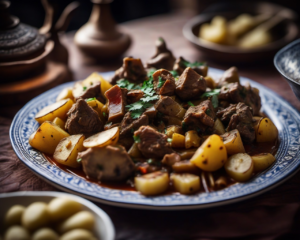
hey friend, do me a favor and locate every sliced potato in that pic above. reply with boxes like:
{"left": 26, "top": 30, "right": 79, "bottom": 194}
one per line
{"left": 35, "top": 99, "right": 74, "bottom": 124}
{"left": 185, "top": 130, "right": 201, "bottom": 149}
{"left": 4, "top": 205, "right": 25, "bottom": 227}
{"left": 213, "top": 118, "right": 225, "bottom": 135}
{"left": 171, "top": 133, "right": 185, "bottom": 148}
{"left": 135, "top": 171, "right": 169, "bottom": 195}
{"left": 52, "top": 117, "right": 65, "bottom": 130}
{"left": 252, "top": 153, "right": 276, "bottom": 172}
{"left": 221, "top": 129, "right": 245, "bottom": 155}
{"left": 82, "top": 72, "right": 112, "bottom": 96}
{"left": 54, "top": 134, "right": 85, "bottom": 168}
{"left": 171, "top": 173, "right": 200, "bottom": 194}
{"left": 256, "top": 118, "right": 278, "bottom": 142}
{"left": 225, "top": 153, "right": 253, "bottom": 182}
{"left": 190, "top": 134, "right": 227, "bottom": 172}
{"left": 56, "top": 88, "right": 74, "bottom": 102}
{"left": 29, "top": 121, "right": 70, "bottom": 155}
{"left": 83, "top": 127, "right": 119, "bottom": 148}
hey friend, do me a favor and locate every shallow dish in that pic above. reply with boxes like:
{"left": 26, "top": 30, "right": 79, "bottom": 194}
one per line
{"left": 10, "top": 68, "right": 300, "bottom": 210}
{"left": 0, "top": 191, "right": 115, "bottom": 240}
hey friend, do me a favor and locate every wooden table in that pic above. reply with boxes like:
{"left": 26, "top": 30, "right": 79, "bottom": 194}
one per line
{"left": 1, "top": 11, "right": 300, "bottom": 240}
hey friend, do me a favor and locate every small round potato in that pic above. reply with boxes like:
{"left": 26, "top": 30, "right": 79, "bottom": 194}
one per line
{"left": 4, "top": 205, "right": 25, "bottom": 227}
{"left": 47, "top": 197, "right": 82, "bottom": 222}
{"left": 60, "top": 229, "right": 96, "bottom": 240}
{"left": 32, "top": 228, "right": 59, "bottom": 240}
{"left": 57, "top": 211, "right": 95, "bottom": 234}
{"left": 21, "top": 202, "right": 49, "bottom": 231}
{"left": 252, "top": 153, "right": 276, "bottom": 172}
{"left": 4, "top": 226, "right": 30, "bottom": 240}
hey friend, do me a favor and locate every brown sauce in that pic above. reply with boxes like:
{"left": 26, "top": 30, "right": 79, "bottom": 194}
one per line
{"left": 44, "top": 139, "right": 279, "bottom": 194}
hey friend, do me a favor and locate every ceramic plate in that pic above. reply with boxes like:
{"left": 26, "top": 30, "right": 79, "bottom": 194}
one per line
{"left": 10, "top": 68, "right": 300, "bottom": 210}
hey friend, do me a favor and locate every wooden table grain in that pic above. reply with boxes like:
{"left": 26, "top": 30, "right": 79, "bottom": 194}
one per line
{"left": 1, "top": 11, "right": 300, "bottom": 240}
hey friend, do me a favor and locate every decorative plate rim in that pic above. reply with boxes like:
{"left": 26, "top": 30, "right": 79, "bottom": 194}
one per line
{"left": 10, "top": 68, "right": 300, "bottom": 210}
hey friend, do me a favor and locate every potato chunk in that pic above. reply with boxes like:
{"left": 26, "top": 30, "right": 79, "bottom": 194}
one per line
{"left": 171, "top": 133, "right": 185, "bottom": 148}
{"left": 35, "top": 99, "right": 74, "bottom": 124}
{"left": 82, "top": 72, "right": 112, "bottom": 96}
{"left": 135, "top": 171, "right": 169, "bottom": 195}
{"left": 29, "top": 121, "right": 70, "bottom": 155}
{"left": 199, "top": 16, "right": 227, "bottom": 44}
{"left": 83, "top": 127, "right": 119, "bottom": 148}
{"left": 190, "top": 134, "right": 227, "bottom": 172}
{"left": 165, "top": 125, "right": 183, "bottom": 138}
{"left": 256, "top": 118, "right": 278, "bottom": 142}
{"left": 225, "top": 153, "right": 253, "bottom": 182}
{"left": 86, "top": 99, "right": 105, "bottom": 121}
{"left": 54, "top": 134, "right": 85, "bottom": 168}
{"left": 56, "top": 88, "right": 74, "bottom": 102}
{"left": 221, "top": 129, "right": 245, "bottom": 155}
{"left": 185, "top": 130, "right": 201, "bottom": 149}
{"left": 22, "top": 202, "right": 49, "bottom": 231}
{"left": 53, "top": 117, "right": 66, "bottom": 130}
{"left": 171, "top": 173, "right": 200, "bottom": 194}
{"left": 213, "top": 118, "right": 225, "bottom": 135}
{"left": 252, "top": 153, "right": 276, "bottom": 172}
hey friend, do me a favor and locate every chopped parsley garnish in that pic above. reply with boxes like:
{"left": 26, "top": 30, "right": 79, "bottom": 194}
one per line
{"left": 201, "top": 89, "right": 221, "bottom": 108}
{"left": 211, "top": 95, "right": 219, "bottom": 108}
{"left": 182, "top": 60, "right": 206, "bottom": 68}
{"left": 206, "top": 108, "right": 211, "bottom": 115}
{"left": 116, "top": 79, "right": 141, "bottom": 90}
{"left": 133, "top": 135, "right": 141, "bottom": 143}
{"left": 188, "top": 101, "right": 194, "bottom": 106}
{"left": 167, "top": 138, "right": 173, "bottom": 143}
{"left": 83, "top": 86, "right": 87, "bottom": 91}
{"left": 170, "top": 70, "right": 179, "bottom": 77}
{"left": 103, "top": 112, "right": 106, "bottom": 117}
{"left": 147, "top": 159, "right": 153, "bottom": 164}
{"left": 164, "top": 128, "right": 167, "bottom": 134}
{"left": 77, "top": 158, "right": 82, "bottom": 163}
{"left": 86, "top": 97, "right": 96, "bottom": 102}
{"left": 157, "top": 76, "right": 165, "bottom": 88}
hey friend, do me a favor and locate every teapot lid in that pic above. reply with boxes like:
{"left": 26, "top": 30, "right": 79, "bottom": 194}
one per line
{"left": 0, "top": 1, "right": 46, "bottom": 63}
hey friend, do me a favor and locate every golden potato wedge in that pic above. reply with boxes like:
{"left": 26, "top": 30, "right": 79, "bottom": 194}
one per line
{"left": 35, "top": 99, "right": 74, "bottom": 124}
{"left": 82, "top": 72, "right": 112, "bottom": 96}
{"left": 221, "top": 129, "right": 245, "bottom": 155}
{"left": 252, "top": 116, "right": 263, "bottom": 132}
{"left": 54, "top": 134, "right": 85, "bottom": 168}
{"left": 256, "top": 118, "right": 278, "bottom": 142}
{"left": 190, "top": 134, "right": 227, "bottom": 172}
{"left": 185, "top": 131, "right": 201, "bottom": 149}
{"left": 53, "top": 117, "right": 66, "bottom": 130}
{"left": 225, "top": 153, "right": 253, "bottom": 182}
{"left": 213, "top": 118, "right": 226, "bottom": 135}
{"left": 171, "top": 133, "right": 185, "bottom": 148}
{"left": 29, "top": 121, "right": 70, "bottom": 155}
{"left": 83, "top": 127, "right": 119, "bottom": 148}
{"left": 56, "top": 88, "right": 74, "bottom": 102}
{"left": 171, "top": 173, "right": 200, "bottom": 194}
{"left": 252, "top": 153, "right": 276, "bottom": 172}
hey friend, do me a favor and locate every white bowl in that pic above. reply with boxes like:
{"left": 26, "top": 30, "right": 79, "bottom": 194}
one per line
{"left": 0, "top": 191, "right": 115, "bottom": 240}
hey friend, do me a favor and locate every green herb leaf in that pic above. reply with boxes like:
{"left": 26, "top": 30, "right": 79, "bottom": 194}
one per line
{"left": 164, "top": 128, "right": 167, "bottom": 134}
{"left": 140, "top": 95, "right": 159, "bottom": 102}
{"left": 182, "top": 60, "right": 205, "bottom": 68}
{"left": 86, "top": 97, "right": 96, "bottom": 102}
{"left": 201, "top": 89, "right": 221, "bottom": 98}
{"left": 116, "top": 79, "right": 141, "bottom": 90}
{"left": 167, "top": 138, "right": 173, "bottom": 143}
{"left": 83, "top": 86, "right": 87, "bottom": 91}
{"left": 158, "top": 37, "right": 164, "bottom": 42}
{"left": 170, "top": 70, "right": 179, "bottom": 77}
{"left": 130, "top": 110, "right": 143, "bottom": 119}
{"left": 147, "top": 159, "right": 153, "bottom": 164}
{"left": 133, "top": 135, "right": 141, "bottom": 143}
{"left": 77, "top": 158, "right": 82, "bottom": 163}
{"left": 157, "top": 76, "right": 165, "bottom": 88}
{"left": 212, "top": 94, "right": 219, "bottom": 108}
{"left": 205, "top": 108, "right": 211, "bottom": 115}
{"left": 103, "top": 112, "right": 106, "bottom": 117}
{"left": 188, "top": 101, "right": 194, "bottom": 106}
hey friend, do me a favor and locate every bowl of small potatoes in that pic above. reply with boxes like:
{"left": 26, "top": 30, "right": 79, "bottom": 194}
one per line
{"left": 0, "top": 191, "right": 115, "bottom": 240}
{"left": 182, "top": 1, "right": 299, "bottom": 63}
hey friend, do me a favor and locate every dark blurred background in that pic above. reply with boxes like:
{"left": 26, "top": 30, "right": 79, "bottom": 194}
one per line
{"left": 8, "top": 0, "right": 300, "bottom": 32}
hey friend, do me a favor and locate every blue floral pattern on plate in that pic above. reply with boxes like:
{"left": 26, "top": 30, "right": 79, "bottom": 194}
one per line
{"left": 10, "top": 68, "right": 300, "bottom": 210}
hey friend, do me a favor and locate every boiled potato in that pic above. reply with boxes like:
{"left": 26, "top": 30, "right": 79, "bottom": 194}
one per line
{"left": 190, "top": 134, "right": 227, "bottom": 172}
{"left": 22, "top": 202, "right": 49, "bottom": 231}
{"left": 172, "top": 160, "right": 199, "bottom": 174}
{"left": 135, "top": 171, "right": 169, "bottom": 195}
{"left": 199, "top": 16, "right": 227, "bottom": 44}
{"left": 165, "top": 125, "right": 183, "bottom": 138}
{"left": 60, "top": 229, "right": 96, "bottom": 240}
{"left": 52, "top": 117, "right": 65, "bottom": 130}
{"left": 213, "top": 118, "right": 225, "bottom": 135}
{"left": 35, "top": 99, "right": 74, "bottom": 124}
{"left": 4, "top": 226, "right": 30, "bottom": 240}
{"left": 238, "top": 28, "right": 272, "bottom": 49}
{"left": 204, "top": 76, "right": 216, "bottom": 89}
{"left": 54, "top": 134, "right": 85, "bottom": 168}
{"left": 29, "top": 121, "right": 70, "bottom": 155}
{"left": 83, "top": 127, "right": 119, "bottom": 148}
{"left": 252, "top": 153, "right": 276, "bottom": 172}
{"left": 56, "top": 88, "right": 74, "bottom": 102}
{"left": 225, "top": 153, "right": 254, "bottom": 182}
{"left": 185, "top": 131, "right": 201, "bottom": 149}
{"left": 128, "top": 142, "right": 143, "bottom": 158}
{"left": 256, "top": 117, "right": 278, "bottom": 142}
{"left": 221, "top": 129, "right": 245, "bottom": 155}
{"left": 171, "top": 173, "right": 200, "bottom": 194}
{"left": 4, "top": 205, "right": 25, "bottom": 227}
{"left": 82, "top": 72, "right": 112, "bottom": 96}
{"left": 228, "top": 14, "right": 255, "bottom": 39}
{"left": 252, "top": 116, "right": 263, "bottom": 132}
{"left": 32, "top": 228, "right": 59, "bottom": 240}
{"left": 57, "top": 211, "right": 95, "bottom": 234}
{"left": 171, "top": 133, "right": 185, "bottom": 148}
{"left": 47, "top": 197, "right": 82, "bottom": 222}
{"left": 86, "top": 99, "right": 105, "bottom": 121}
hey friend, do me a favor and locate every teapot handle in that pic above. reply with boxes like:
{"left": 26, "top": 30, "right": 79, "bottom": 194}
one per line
{"left": 55, "top": 1, "right": 80, "bottom": 32}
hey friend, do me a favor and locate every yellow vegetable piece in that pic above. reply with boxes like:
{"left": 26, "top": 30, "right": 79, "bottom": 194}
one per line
{"left": 60, "top": 229, "right": 96, "bottom": 240}
{"left": 32, "top": 228, "right": 59, "bottom": 240}
{"left": 225, "top": 153, "right": 253, "bottom": 182}
{"left": 190, "top": 134, "right": 227, "bottom": 172}
{"left": 35, "top": 99, "right": 74, "bottom": 124}
{"left": 82, "top": 72, "right": 112, "bottom": 96}
{"left": 4, "top": 205, "right": 25, "bottom": 227}
{"left": 83, "top": 127, "right": 119, "bottom": 148}
{"left": 221, "top": 129, "right": 245, "bottom": 155}
{"left": 29, "top": 121, "right": 70, "bottom": 155}
{"left": 22, "top": 202, "right": 49, "bottom": 231}
{"left": 171, "top": 133, "right": 185, "bottom": 148}
{"left": 172, "top": 160, "right": 199, "bottom": 174}
{"left": 165, "top": 125, "right": 183, "bottom": 138}
{"left": 4, "top": 226, "right": 30, "bottom": 240}
{"left": 54, "top": 134, "right": 85, "bottom": 168}
{"left": 86, "top": 99, "right": 105, "bottom": 121}
{"left": 204, "top": 76, "right": 216, "bottom": 89}
{"left": 53, "top": 117, "right": 66, "bottom": 130}
{"left": 256, "top": 118, "right": 278, "bottom": 142}
{"left": 185, "top": 130, "right": 201, "bottom": 149}
{"left": 56, "top": 88, "right": 74, "bottom": 102}
{"left": 170, "top": 173, "right": 200, "bottom": 194}
{"left": 252, "top": 153, "right": 276, "bottom": 172}
{"left": 213, "top": 118, "right": 225, "bottom": 135}
{"left": 199, "top": 16, "right": 227, "bottom": 44}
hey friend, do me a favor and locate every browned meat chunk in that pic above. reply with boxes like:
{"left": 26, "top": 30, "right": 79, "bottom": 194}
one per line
{"left": 175, "top": 67, "right": 207, "bottom": 100}
{"left": 134, "top": 126, "right": 174, "bottom": 158}
{"left": 120, "top": 112, "right": 149, "bottom": 138}
{"left": 65, "top": 99, "right": 103, "bottom": 135}
{"left": 217, "top": 67, "right": 240, "bottom": 87}
{"left": 146, "top": 37, "right": 175, "bottom": 70}
{"left": 217, "top": 102, "right": 255, "bottom": 143}
{"left": 173, "top": 57, "right": 208, "bottom": 77}
{"left": 105, "top": 85, "right": 128, "bottom": 123}
{"left": 152, "top": 69, "right": 176, "bottom": 96}
{"left": 111, "top": 57, "right": 147, "bottom": 84}
{"left": 79, "top": 146, "right": 135, "bottom": 182}
{"left": 218, "top": 82, "right": 261, "bottom": 115}
{"left": 161, "top": 153, "right": 181, "bottom": 167}
{"left": 73, "top": 82, "right": 105, "bottom": 104}
{"left": 182, "top": 100, "right": 216, "bottom": 133}
{"left": 154, "top": 96, "right": 186, "bottom": 119}
{"left": 127, "top": 90, "right": 144, "bottom": 104}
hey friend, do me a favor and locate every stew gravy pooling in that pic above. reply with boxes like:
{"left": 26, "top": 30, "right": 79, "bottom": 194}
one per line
{"left": 29, "top": 37, "right": 280, "bottom": 196}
